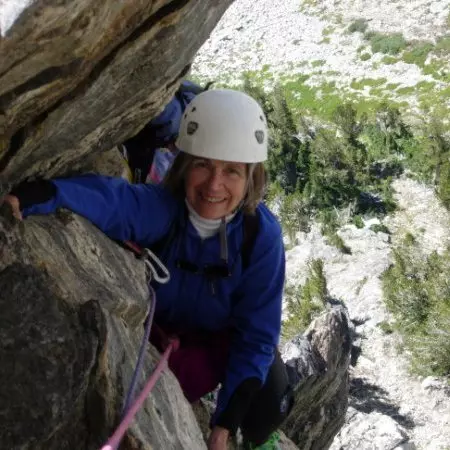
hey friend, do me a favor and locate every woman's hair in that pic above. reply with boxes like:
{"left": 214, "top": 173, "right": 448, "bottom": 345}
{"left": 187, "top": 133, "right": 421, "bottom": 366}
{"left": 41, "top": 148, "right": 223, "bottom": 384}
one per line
{"left": 163, "top": 152, "right": 266, "bottom": 214}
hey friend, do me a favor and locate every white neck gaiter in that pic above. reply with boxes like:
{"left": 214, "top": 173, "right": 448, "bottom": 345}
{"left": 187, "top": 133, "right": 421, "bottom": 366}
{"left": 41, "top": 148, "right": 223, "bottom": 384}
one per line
{"left": 185, "top": 199, "right": 237, "bottom": 239}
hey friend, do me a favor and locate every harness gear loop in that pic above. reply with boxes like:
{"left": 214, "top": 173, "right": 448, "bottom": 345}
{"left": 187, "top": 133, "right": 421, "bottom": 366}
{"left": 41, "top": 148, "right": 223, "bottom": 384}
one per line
{"left": 144, "top": 248, "right": 170, "bottom": 284}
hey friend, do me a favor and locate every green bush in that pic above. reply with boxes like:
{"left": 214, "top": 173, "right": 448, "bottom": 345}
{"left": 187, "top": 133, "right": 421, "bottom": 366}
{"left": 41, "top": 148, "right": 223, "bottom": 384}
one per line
{"left": 368, "top": 32, "right": 408, "bottom": 55}
{"left": 382, "top": 244, "right": 450, "bottom": 376}
{"left": 353, "top": 215, "right": 365, "bottom": 228}
{"left": 402, "top": 42, "right": 434, "bottom": 67}
{"left": 282, "top": 259, "right": 328, "bottom": 340}
{"left": 279, "top": 192, "right": 311, "bottom": 241}
{"left": 369, "top": 223, "right": 390, "bottom": 234}
{"left": 435, "top": 35, "right": 450, "bottom": 54}
{"left": 348, "top": 19, "right": 368, "bottom": 34}
{"left": 360, "top": 52, "right": 372, "bottom": 61}
{"left": 381, "top": 55, "right": 399, "bottom": 65}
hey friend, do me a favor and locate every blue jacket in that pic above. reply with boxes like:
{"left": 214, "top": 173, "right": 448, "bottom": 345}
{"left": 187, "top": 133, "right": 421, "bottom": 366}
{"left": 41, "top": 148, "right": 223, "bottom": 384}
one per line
{"left": 23, "top": 175, "right": 285, "bottom": 418}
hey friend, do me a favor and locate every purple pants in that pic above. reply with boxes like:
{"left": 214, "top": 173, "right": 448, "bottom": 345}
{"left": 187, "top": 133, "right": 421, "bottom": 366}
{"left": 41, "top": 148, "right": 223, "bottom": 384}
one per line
{"left": 150, "top": 325, "right": 230, "bottom": 402}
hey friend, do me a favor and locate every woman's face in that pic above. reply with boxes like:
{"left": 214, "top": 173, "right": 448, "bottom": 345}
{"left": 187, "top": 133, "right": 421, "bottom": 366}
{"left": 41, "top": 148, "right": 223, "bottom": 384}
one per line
{"left": 185, "top": 158, "right": 248, "bottom": 219}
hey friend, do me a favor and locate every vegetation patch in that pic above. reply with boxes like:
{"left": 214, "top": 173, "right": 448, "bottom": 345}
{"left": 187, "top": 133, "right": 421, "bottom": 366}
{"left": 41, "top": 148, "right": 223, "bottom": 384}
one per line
{"left": 360, "top": 52, "right": 371, "bottom": 61}
{"left": 311, "top": 59, "right": 326, "bottom": 68}
{"left": 348, "top": 19, "right": 368, "bottom": 34}
{"left": 416, "top": 80, "right": 436, "bottom": 91}
{"left": 350, "top": 78, "right": 387, "bottom": 90}
{"left": 370, "top": 223, "right": 390, "bottom": 234}
{"left": 282, "top": 259, "right": 328, "bottom": 340}
{"left": 396, "top": 86, "right": 415, "bottom": 95}
{"left": 402, "top": 42, "right": 434, "bottom": 67}
{"left": 382, "top": 243, "right": 450, "bottom": 376}
{"left": 381, "top": 55, "right": 399, "bottom": 65}
{"left": 366, "top": 32, "right": 408, "bottom": 55}
{"left": 435, "top": 35, "right": 450, "bottom": 55}
{"left": 385, "top": 83, "right": 401, "bottom": 91}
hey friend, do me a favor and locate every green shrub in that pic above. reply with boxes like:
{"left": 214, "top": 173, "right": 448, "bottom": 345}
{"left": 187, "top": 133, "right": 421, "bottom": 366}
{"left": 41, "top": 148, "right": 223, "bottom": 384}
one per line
{"left": 360, "top": 52, "right": 371, "bottom": 61}
{"left": 351, "top": 78, "right": 387, "bottom": 90}
{"left": 435, "top": 35, "right": 450, "bottom": 54}
{"left": 370, "top": 223, "right": 390, "bottom": 234}
{"left": 368, "top": 32, "right": 408, "bottom": 55}
{"left": 282, "top": 259, "right": 328, "bottom": 340}
{"left": 382, "top": 246, "right": 450, "bottom": 376}
{"left": 385, "top": 83, "right": 400, "bottom": 90}
{"left": 279, "top": 192, "right": 311, "bottom": 241}
{"left": 402, "top": 42, "right": 434, "bottom": 67}
{"left": 348, "top": 19, "right": 368, "bottom": 34}
{"left": 353, "top": 215, "right": 365, "bottom": 228}
{"left": 311, "top": 59, "right": 326, "bottom": 68}
{"left": 396, "top": 86, "right": 415, "bottom": 95}
{"left": 381, "top": 55, "right": 399, "bottom": 65}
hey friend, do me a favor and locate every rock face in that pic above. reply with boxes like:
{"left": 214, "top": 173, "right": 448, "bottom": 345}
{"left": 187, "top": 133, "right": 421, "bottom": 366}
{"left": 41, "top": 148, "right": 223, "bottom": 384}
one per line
{"left": 0, "top": 0, "right": 232, "bottom": 184}
{"left": 0, "top": 211, "right": 207, "bottom": 449}
{"left": 281, "top": 306, "right": 352, "bottom": 450}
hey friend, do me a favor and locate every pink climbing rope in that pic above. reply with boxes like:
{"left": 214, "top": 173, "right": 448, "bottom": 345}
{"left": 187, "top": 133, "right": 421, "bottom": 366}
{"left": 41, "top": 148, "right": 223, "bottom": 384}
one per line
{"left": 100, "top": 337, "right": 180, "bottom": 450}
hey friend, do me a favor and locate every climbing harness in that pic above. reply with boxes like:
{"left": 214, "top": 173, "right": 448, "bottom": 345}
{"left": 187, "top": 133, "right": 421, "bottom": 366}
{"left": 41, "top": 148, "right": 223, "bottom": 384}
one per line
{"left": 100, "top": 246, "right": 173, "bottom": 450}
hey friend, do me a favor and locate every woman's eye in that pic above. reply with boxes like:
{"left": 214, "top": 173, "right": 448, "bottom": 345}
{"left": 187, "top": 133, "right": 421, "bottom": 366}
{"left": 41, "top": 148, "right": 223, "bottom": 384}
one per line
{"left": 226, "top": 167, "right": 243, "bottom": 177}
{"left": 193, "top": 159, "right": 208, "bottom": 168}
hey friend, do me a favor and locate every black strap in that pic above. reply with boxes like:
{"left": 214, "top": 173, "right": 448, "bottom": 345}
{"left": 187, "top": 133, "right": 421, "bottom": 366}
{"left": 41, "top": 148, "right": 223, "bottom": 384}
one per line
{"left": 241, "top": 213, "right": 259, "bottom": 271}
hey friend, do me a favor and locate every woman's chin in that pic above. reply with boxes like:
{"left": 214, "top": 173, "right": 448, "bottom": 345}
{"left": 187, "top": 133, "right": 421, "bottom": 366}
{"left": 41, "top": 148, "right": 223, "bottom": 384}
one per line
{"left": 195, "top": 202, "right": 228, "bottom": 220}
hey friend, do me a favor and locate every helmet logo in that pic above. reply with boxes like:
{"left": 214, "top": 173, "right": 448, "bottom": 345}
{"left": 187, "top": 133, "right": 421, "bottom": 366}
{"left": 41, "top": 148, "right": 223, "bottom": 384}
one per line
{"left": 187, "top": 121, "right": 198, "bottom": 135}
{"left": 255, "top": 130, "right": 265, "bottom": 144}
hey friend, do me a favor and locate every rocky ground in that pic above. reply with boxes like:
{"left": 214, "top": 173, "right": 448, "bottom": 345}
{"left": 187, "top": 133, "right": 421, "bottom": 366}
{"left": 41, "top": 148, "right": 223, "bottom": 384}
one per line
{"left": 192, "top": 0, "right": 450, "bottom": 112}
{"left": 284, "top": 177, "right": 450, "bottom": 449}
{"left": 192, "top": 2, "right": 450, "bottom": 448}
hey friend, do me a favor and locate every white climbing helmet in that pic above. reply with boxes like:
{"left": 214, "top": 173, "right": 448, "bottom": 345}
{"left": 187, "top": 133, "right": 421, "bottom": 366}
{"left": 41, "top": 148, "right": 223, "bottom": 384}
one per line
{"left": 175, "top": 89, "right": 268, "bottom": 163}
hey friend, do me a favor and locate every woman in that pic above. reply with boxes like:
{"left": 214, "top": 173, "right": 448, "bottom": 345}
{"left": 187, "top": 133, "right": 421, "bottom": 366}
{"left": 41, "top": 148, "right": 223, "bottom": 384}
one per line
{"left": 5, "top": 89, "right": 291, "bottom": 450}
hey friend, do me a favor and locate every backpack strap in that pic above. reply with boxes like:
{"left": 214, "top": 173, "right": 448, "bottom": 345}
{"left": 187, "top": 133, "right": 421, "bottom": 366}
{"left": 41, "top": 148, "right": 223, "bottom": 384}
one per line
{"left": 241, "top": 213, "right": 259, "bottom": 271}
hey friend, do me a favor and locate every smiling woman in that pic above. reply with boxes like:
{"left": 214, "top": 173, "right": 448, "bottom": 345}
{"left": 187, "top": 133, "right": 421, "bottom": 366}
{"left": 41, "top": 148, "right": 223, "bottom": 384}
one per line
{"left": 4, "top": 88, "right": 290, "bottom": 450}
{"left": 185, "top": 158, "right": 247, "bottom": 219}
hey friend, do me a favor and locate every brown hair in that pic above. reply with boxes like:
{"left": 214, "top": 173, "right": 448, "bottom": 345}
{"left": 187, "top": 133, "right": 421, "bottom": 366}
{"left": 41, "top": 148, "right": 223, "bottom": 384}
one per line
{"left": 163, "top": 153, "right": 266, "bottom": 214}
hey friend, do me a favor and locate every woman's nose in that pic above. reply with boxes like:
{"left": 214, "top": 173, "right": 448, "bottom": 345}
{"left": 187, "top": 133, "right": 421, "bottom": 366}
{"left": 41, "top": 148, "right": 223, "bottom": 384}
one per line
{"left": 206, "top": 169, "right": 223, "bottom": 191}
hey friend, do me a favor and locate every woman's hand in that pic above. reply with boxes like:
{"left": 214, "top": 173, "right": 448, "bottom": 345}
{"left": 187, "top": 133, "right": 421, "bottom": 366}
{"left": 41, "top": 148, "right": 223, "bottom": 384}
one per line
{"left": 2, "top": 195, "right": 22, "bottom": 220}
{"left": 207, "top": 426, "right": 230, "bottom": 450}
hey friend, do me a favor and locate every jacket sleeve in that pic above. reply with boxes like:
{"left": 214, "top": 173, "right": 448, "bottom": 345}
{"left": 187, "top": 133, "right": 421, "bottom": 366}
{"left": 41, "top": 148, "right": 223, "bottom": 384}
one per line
{"left": 214, "top": 207, "right": 285, "bottom": 431}
{"left": 21, "top": 175, "right": 178, "bottom": 246}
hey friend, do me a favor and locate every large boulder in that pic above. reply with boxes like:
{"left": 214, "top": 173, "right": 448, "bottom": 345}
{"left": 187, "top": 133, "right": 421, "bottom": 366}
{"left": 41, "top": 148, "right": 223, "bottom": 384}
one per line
{"left": 281, "top": 305, "right": 352, "bottom": 450}
{"left": 0, "top": 0, "right": 232, "bottom": 184}
{"left": 0, "top": 210, "right": 207, "bottom": 449}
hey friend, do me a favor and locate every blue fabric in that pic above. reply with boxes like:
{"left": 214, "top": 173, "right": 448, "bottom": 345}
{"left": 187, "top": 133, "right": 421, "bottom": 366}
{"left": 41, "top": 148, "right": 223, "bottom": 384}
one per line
{"left": 23, "top": 174, "right": 285, "bottom": 419}
{"left": 148, "top": 81, "right": 197, "bottom": 144}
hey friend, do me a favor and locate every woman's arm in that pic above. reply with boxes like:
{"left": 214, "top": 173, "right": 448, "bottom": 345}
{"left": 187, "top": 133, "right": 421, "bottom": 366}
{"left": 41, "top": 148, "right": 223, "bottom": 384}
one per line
{"left": 8, "top": 175, "right": 178, "bottom": 246}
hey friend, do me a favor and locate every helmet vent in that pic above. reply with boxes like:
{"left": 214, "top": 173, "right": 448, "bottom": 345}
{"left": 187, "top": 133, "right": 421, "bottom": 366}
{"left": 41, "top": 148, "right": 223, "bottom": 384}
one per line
{"left": 255, "top": 130, "right": 265, "bottom": 144}
{"left": 187, "top": 121, "right": 198, "bottom": 135}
